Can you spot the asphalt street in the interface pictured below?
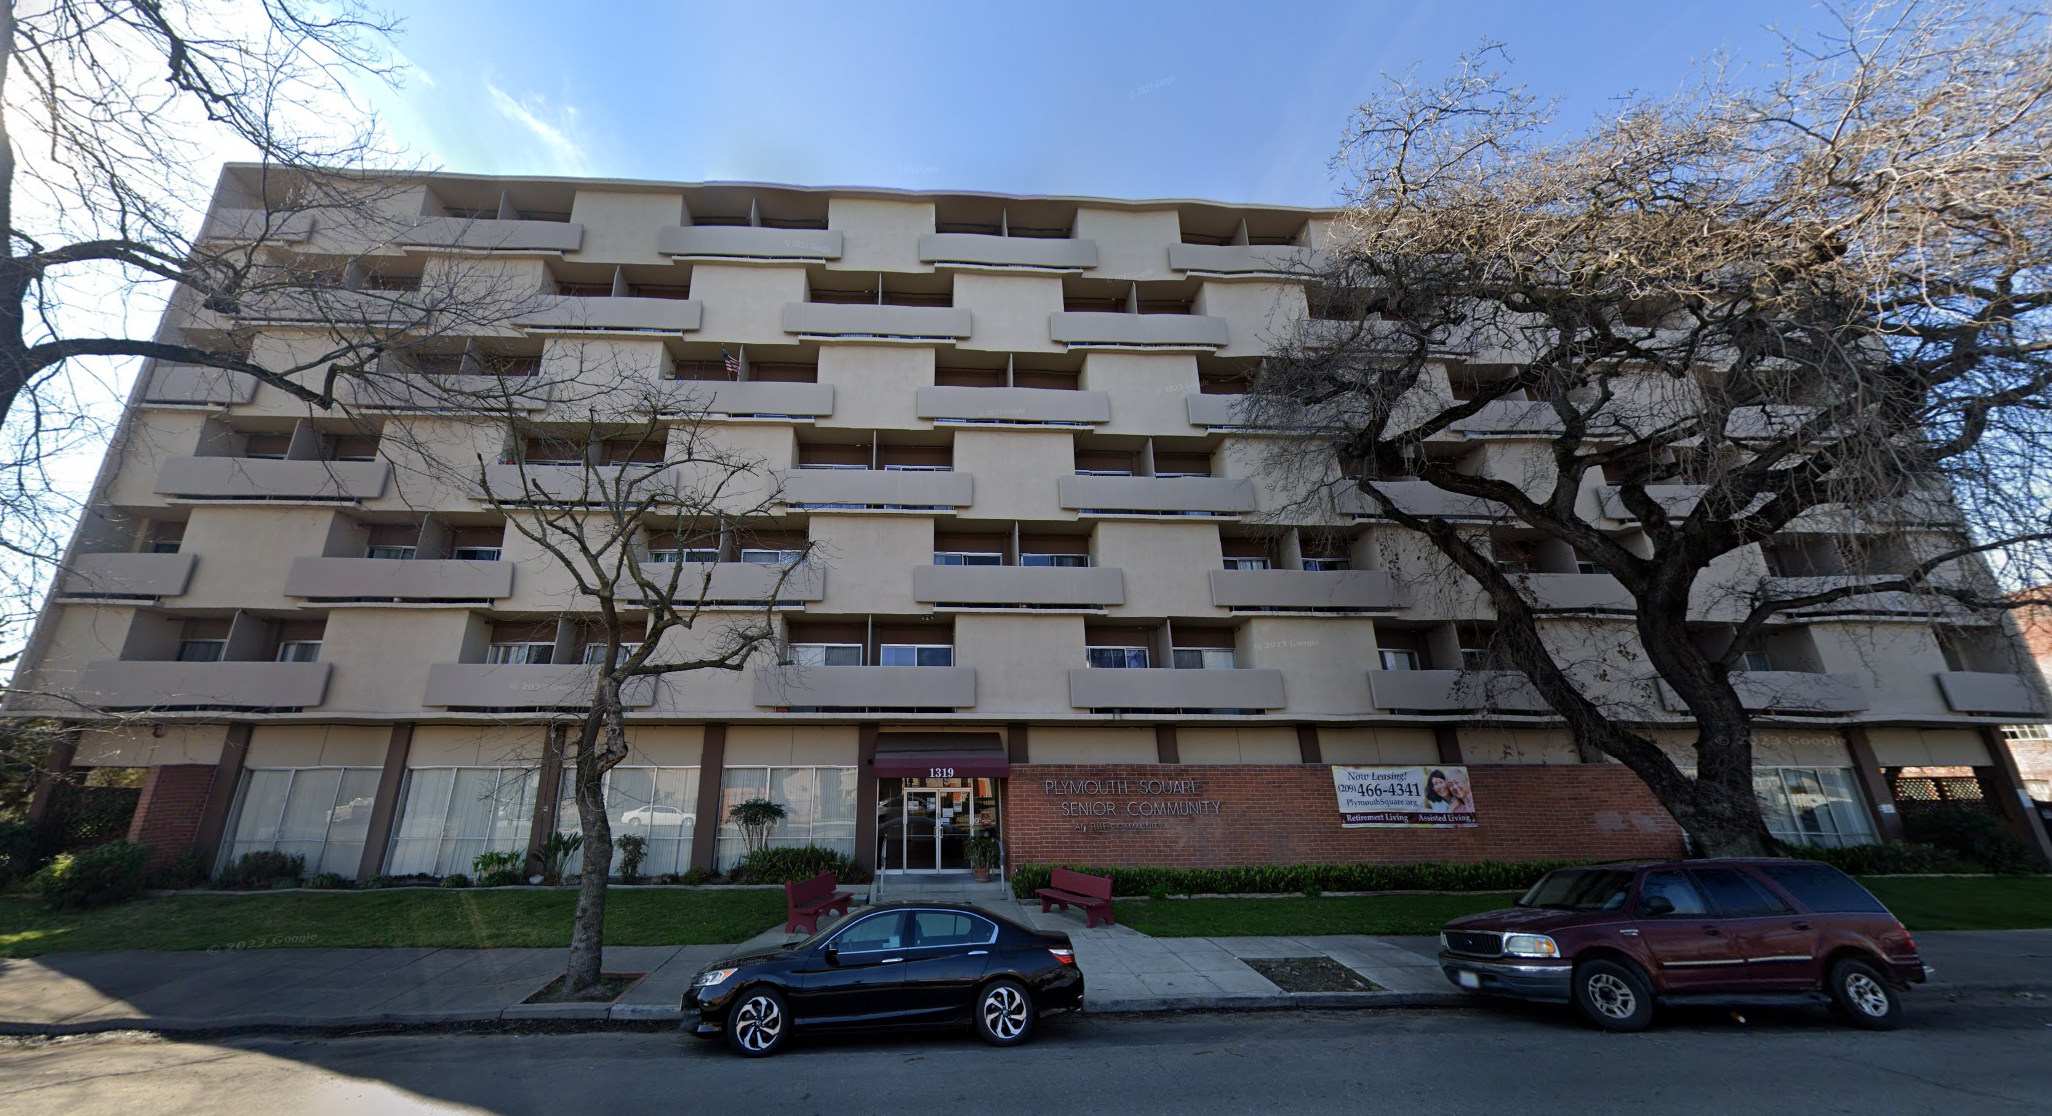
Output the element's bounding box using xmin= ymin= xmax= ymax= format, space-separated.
xmin=2 ymin=991 xmax=2048 ymax=1116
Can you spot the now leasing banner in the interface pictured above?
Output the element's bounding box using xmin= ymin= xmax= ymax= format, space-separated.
xmin=1332 ymin=766 xmax=1479 ymax=828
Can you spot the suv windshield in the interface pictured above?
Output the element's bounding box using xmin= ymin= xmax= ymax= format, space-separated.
xmin=1516 ymin=869 xmax=1635 ymax=912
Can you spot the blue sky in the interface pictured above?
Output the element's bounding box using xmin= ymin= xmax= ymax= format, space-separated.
xmin=373 ymin=0 xmax=1824 ymax=205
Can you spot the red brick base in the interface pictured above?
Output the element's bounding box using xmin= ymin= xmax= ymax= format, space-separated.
xmin=1003 ymin=764 xmax=1685 ymax=870
xmin=126 ymin=765 xmax=219 ymax=866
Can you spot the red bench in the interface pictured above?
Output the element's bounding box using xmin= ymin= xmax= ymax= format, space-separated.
xmin=784 ymin=870 xmax=854 ymax=934
xmin=1036 ymin=867 xmax=1115 ymax=928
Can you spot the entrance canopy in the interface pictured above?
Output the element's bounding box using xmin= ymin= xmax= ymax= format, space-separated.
xmin=873 ymin=732 xmax=1010 ymax=779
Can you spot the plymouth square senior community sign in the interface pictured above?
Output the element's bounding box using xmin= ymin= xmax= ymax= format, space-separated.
xmin=1332 ymin=766 xmax=1479 ymax=828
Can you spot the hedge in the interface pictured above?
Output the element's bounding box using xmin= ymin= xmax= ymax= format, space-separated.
xmin=729 ymin=844 xmax=873 ymax=885
xmin=1008 ymin=859 xmax=1583 ymax=899
xmin=1785 ymin=841 xmax=1976 ymax=876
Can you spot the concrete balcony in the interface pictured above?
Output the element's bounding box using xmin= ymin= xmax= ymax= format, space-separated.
xmin=753 ymin=665 xmax=976 ymax=709
xmin=1335 ymin=480 xmax=1508 ymax=521
xmin=1936 ymin=671 xmax=2044 ymax=716
xmin=1058 ymin=475 xmax=1256 ymax=516
xmin=1208 ymin=569 xmax=1399 ymax=611
xmin=479 ymin=462 xmax=677 ymax=504
xmin=1066 ymin=668 xmax=1286 ymax=710
xmin=338 ymin=374 xmax=552 ymax=412
xmin=511 ymin=295 xmax=703 ymax=335
xmin=1595 ymin=485 xmax=1707 ymax=521
xmin=1367 ymin=669 xmax=1548 ymax=713
xmin=650 ymin=379 xmax=836 ymax=419
xmin=198 ymin=208 xmax=315 ymax=243
xmin=78 ymin=660 xmax=331 ymax=710
xmin=1760 ymin=576 xmax=1970 ymax=618
xmin=913 ymin=564 xmax=1124 ymax=607
xmin=1048 ymin=312 xmax=1229 ymax=352
xmin=1166 ymin=243 xmax=1319 ymax=278
xmin=143 ymin=364 xmax=260 ymax=406
xmin=915 ymin=385 xmax=1110 ymax=426
xmin=58 ymin=553 xmax=197 ymax=600
xmin=398 ymin=216 xmax=585 ymax=253
xmin=230 ymin=288 xmax=422 ymax=327
xmin=1448 ymin=400 xmax=1568 ymax=437
xmin=918 ymin=233 xmax=1098 ymax=273
xmin=284 ymin=557 xmax=514 ymax=603
xmin=781 ymin=468 xmax=973 ymax=509
xmin=781 ymin=302 xmax=973 ymax=343
xmin=1186 ymin=393 xmax=1252 ymax=429
xmin=1657 ymin=672 xmax=1869 ymax=714
xmin=154 ymin=457 xmax=391 ymax=502
xmin=658 ymin=225 xmax=842 ymax=263
xmin=423 ymin=663 xmax=656 ymax=709
xmin=633 ymin=561 xmax=824 ymax=603
xmin=1517 ymin=573 xmax=1634 ymax=611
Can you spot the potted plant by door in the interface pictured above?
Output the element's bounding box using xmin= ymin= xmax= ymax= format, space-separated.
xmin=966 ymin=835 xmax=1002 ymax=883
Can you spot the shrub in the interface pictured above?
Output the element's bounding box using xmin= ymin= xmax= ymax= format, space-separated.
xmin=1905 ymin=805 xmax=2046 ymax=875
xmin=440 ymin=873 xmax=473 ymax=888
xmin=1786 ymin=841 xmax=1974 ymax=875
xmin=217 ymin=850 xmax=306 ymax=890
xmin=0 ymin=819 xmax=51 ymax=887
xmin=147 ymin=855 xmax=208 ymax=890
xmin=655 ymin=872 xmax=682 ymax=885
xmin=679 ymin=866 xmax=708 ymax=886
xmin=477 ymin=868 xmax=524 ymax=888
xmin=304 ymin=872 xmax=349 ymax=890
xmin=34 ymin=840 xmax=149 ymax=909
xmin=472 ymin=849 xmax=522 ymax=877
xmin=537 ymin=832 xmax=581 ymax=885
xmin=730 ymin=845 xmax=871 ymax=885
xmin=270 ymin=877 xmax=300 ymax=890
xmin=355 ymin=874 xmax=394 ymax=890
xmin=1008 ymin=859 xmax=1584 ymax=899
xmin=615 ymin=834 xmax=648 ymax=883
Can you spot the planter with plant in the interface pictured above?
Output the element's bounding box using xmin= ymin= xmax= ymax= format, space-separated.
xmin=966 ymin=835 xmax=1002 ymax=882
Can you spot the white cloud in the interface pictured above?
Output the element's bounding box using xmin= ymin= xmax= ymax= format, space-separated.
xmin=484 ymin=79 xmax=589 ymax=175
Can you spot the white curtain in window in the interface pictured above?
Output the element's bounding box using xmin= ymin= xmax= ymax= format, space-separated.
xmin=385 ymin=768 xmax=537 ymax=877
xmin=1756 ymin=767 xmax=1876 ymax=849
xmin=714 ymin=766 xmax=857 ymax=870
xmin=223 ymin=768 xmax=383 ymax=879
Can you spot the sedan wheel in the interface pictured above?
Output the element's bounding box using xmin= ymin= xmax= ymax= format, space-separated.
xmin=725 ymin=987 xmax=790 ymax=1057
xmin=975 ymin=979 xmax=1035 ymax=1047
xmin=1827 ymin=959 xmax=1902 ymax=1031
xmin=1572 ymin=959 xmax=1654 ymax=1032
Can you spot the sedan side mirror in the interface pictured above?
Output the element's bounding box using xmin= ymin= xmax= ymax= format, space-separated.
xmin=822 ymin=943 xmax=840 ymax=965
xmin=1640 ymin=895 xmax=1675 ymax=916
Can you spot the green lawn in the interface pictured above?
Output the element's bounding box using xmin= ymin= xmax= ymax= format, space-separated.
xmin=0 ymin=887 xmax=788 ymax=958
xmin=1859 ymin=876 xmax=2052 ymax=931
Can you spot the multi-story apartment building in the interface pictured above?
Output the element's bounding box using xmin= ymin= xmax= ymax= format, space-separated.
xmin=12 ymin=168 xmax=2051 ymax=881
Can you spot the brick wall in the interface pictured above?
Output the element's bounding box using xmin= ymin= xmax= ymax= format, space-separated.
xmin=126 ymin=764 xmax=219 ymax=866
xmin=1003 ymin=764 xmax=1685 ymax=870
xmin=2007 ymin=736 xmax=2052 ymax=791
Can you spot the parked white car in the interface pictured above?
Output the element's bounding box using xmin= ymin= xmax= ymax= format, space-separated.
xmin=617 ymin=805 xmax=694 ymax=831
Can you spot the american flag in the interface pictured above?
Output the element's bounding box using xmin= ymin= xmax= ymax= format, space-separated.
xmin=723 ymin=348 xmax=741 ymax=379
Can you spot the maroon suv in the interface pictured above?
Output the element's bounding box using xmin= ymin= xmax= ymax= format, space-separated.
xmin=1438 ymin=859 xmax=1926 ymax=1031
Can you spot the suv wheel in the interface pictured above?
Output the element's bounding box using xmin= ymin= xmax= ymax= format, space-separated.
xmin=1827 ymin=958 xmax=1902 ymax=1030
xmin=1573 ymin=958 xmax=1654 ymax=1032
xmin=724 ymin=987 xmax=790 ymax=1056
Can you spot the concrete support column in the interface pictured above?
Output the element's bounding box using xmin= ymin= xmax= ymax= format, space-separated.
xmin=1296 ymin=724 xmax=1322 ymax=764
xmin=689 ymin=723 xmax=727 ymax=873
xmin=1434 ymin=726 xmax=1464 ymax=765
xmin=356 ymin=724 xmax=414 ymax=880
xmin=853 ymin=722 xmax=879 ymax=875
xmin=25 ymin=731 xmax=78 ymax=826
xmin=1978 ymin=726 xmax=2052 ymax=864
xmin=1842 ymin=726 xmax=1906 ymax=842
xmin=1155 ymin=724 xmax=1180 ymax=764
xmin=523 ymin=724 xmax=566 ymax=875
xmin=1006 ymin=722 xmax=1029 ymax=765
xmin=189 ymin=724 xmax=252 ymax=871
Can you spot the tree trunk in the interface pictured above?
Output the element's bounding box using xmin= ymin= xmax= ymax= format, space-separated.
xmin=563 ymin=687 xmax=629 ymax=997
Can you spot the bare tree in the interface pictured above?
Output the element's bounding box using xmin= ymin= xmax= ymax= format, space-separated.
xmin=1250 ymin=2 xmax=2052 ymax=856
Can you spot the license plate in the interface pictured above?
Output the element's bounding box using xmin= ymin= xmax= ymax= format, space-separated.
xmin=1456 ymin=970 xmax=1481 ymax=989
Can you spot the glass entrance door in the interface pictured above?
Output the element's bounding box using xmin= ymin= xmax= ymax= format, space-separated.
xmin=904 ymin=788 xmax=972 ymax=870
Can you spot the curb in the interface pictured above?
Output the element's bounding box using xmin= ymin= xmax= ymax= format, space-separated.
xmin=1085 ymin=990 xmax=1470 ymax=1013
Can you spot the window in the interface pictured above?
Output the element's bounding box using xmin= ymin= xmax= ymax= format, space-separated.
xmin=1517 ymin=869 xmax=1634 ymax=912
xmin=647 ymin=548 xmax=720 ymax=564
xmin=486 ymin=642 xmax=554 ymax=665
xmin=790 ymin=644 xmax=862 ymax=666
xmin=1460 ymin=647 xmax=1513 ymax=671
xmin=387 ymin=767 xmax=540 ymax=878
xmin=910 ymin=909 xmax=997 ymax=947
xmin=1222 ymin=557 xmax=1271 ymax=571
xmin=1755 ymin=767 xmax=1876 ymax=849
xmin=1302 ymin=558 xmax=1352 ymax=572
xmin=276 ymin=641 xmax=322 ymax=663
xmin=716 ymin=765 xmax=857 ymax=869
xmin=1088 ymin=647 xmax=1149 ymax=669
xmin=554 ymin=765 xmax=699 ymax=876
xmin=831 ymin=911 xmax=904 ymax=953
xmin=1635 ymin=870 xmax=1709 ymax=917
xmin=933 ymin=552 xmax=1002 ymax=566
xmin=741 ymin=548 xmax=806 ymax=565
xmin=1173 ymin=648 xmax=1235 ymax=669
xmin=1688 ymin=867 xmax=1792 ymax=917
xmin=1378 ymin=648 xmax=1421 ymax=671
xmin=1756 ymin=863 xmax=1887 ymax=913
xmin=452 ymin=546 xmax=503 ymax=562
xmin=1741 ymin=651 xmax=1775 ymax=672
xmin=582 ymin=643 xmax=633 ymax=666
xmin=1575 ymin=560 xmax=1602 ymax=575
xmin=365 ymin=545 xmax=416 ymax=561
xmin=1022 ymin=553 xmax=1089 ymax=568
xmin=223 ymin=767 xmax=382 ymax=878
xmin=880 ymin=644 xmax=953 ymax=666
xmin=148 ymin=540 xmax=183 ymax=555
xmin=177 ymin=640 xmax=226 ymax=663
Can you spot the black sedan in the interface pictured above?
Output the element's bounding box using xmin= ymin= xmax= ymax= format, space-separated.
xmin=682 ymin=901 xmax=1083 ymax=1056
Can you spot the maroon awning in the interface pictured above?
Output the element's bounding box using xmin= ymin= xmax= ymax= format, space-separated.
xmin=872 ymin=732 xmax=1010 ymax=778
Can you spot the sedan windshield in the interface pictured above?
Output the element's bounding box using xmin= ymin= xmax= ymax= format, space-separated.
xmin=1516 ymin=869 xmax=1634 ymax=912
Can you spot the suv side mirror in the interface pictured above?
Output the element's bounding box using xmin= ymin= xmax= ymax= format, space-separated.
xmin=1640 ymin=895 xmax=1675 ymax=916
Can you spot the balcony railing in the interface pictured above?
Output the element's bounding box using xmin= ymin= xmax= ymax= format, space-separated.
xmin=1760 ymin=576 xmax=1970 ymax=618
xmin=917 ymin=233 xmax=1098 ymax=272
xmin=912 ymin=564 xmax=1125 ymax=607
xmin=1656 ymin=671 xmax=1869 ymax=714
xmin=780 ymin=469 xmax=973 ymax=509
xmin=77 ymin=660 xmax=331 ymax=710
xmin=658 ymin=225 xmax=843 ymax=263
xmin=654 ymin=379 xmax=836 ymax=419
xmin=1208 ymin=569 xmax=1398 ymax=611
xmin=1186 ymin=394 xmax=1252 ymax=429
xmin=1047 ymin=312 xmax=1229 ymax=352
xmin=632 ymin=561 xmax=824 ymax=603
xmin=1166 ymin=243 xmax=1319 ymax=278
xmin=1516 ymin=573 xmax=1634 ymax=612
xmin=1447 ymin=400 xmax=1568 ymax=437
xmin=338 ymin=374 xmax=554 ymax=413
xmin=143 ymin=364 xmax=260 ymax=406
xmin=1935 ymin=671 xmax=2044 ymax=716
xmin=398 ymin=216 xmax=585 ymax=253
xmin=753 ymin=665 xmax=976 ymax=709
xmin=424 ymin=663 xmax=656 ymax=709
xmin=1057 ymin=475 xmax=1256 ymax=516
xmin=58 ymin=553 xmax=197 ymax=600
xmin=781 ymin=302 xmax=974 ymax=342
xmin=154 ymin=457 xmax=391 ymax=502
xmin=1367 ymin=669 xmax=1549 ymax=713
xmin=915 ymin=386 xmax=1110 ymax=426
xmin=198 ymin=207 xmax=315 ymax=244
xmin=511 ymin=295 xmax=704 ymax=335
xmin=1066 ymin=667 xmax=1285 ymax=710
xmin=1336 ymin=480 xmax=1509 ymax=521
xmin=1595 ymin=485 xmax=1707 ymax=521
xmin=478 ymin=462 xmax=679 ymax=504
xmin=284 ymin=557 xmax=514 ymax=603
xmin=230 ymin=287 xmax=423 ymax=327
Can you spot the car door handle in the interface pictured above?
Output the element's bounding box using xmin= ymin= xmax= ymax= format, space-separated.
xmin=1619 ymin=929 xmax=1640 ymax=937
xmin=1792 ymin=921 xmax=1811 ymax=930
xmin=969 ymin=950 xmax=989 ymax=956
xmin=880 ymin=958 xmax=904 ymax=964
xmin=1703 ymin=927 xmax=1722 ymax=935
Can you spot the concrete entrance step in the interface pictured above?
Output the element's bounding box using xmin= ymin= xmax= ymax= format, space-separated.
xmin=869 ymin=871 xmax=1012 ymax=906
